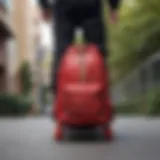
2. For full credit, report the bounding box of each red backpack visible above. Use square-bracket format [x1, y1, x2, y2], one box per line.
[54, 44, 113, 124]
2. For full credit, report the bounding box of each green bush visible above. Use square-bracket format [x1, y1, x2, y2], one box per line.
[19, 61, 32, 96]
[146, 88, 160, 116]
[115, 87, 160, 116]
[0, 93, 33, 116]
[115, 100, 140, 115]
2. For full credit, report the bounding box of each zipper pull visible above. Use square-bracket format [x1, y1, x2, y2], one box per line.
[75, 28, 84, 45]
[75, 28, 85, 52]
[75, 28, 86, 81]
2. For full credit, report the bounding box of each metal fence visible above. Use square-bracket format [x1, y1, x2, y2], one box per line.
[111, 51, 160, 104]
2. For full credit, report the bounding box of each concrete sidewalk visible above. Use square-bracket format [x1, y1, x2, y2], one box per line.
[0, 116, 160, 160]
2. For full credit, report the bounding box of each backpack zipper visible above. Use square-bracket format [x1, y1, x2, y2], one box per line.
[79, 50, 86, 82]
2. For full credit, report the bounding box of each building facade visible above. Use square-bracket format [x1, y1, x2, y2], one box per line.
[0, 0, 13, 92]
[0, 0, 43, 93]
[5, 0, 42, 93]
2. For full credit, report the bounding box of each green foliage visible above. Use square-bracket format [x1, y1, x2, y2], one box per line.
[146, 87, 160, 116]
[115, 87, 160, 116]
[108, 0, 160, 83]
[0, 93, 33, 116]
[19, 61, 32, 96]
[115, 100, 140, 115]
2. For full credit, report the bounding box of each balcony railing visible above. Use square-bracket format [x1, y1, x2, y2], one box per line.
[0, 0, 13, 38]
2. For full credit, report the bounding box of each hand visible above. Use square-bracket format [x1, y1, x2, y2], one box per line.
[41, 9, 52, 22]
[109, 10, 118, 24]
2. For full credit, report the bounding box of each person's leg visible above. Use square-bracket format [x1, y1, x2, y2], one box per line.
[51, 1, 75, 94]
[82, 3, 107, 60]
[82, 4, 113, 130]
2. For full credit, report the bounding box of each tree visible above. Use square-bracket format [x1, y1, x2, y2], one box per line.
[107, 0, 160, 84]
[19, 61, 33, 96]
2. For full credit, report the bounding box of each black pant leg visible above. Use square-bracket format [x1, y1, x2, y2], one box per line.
[51, 2, 74, 93]
[82, 13, 107, 60]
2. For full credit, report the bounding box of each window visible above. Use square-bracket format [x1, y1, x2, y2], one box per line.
[4, 0, 12, 12]
[30, 0, 37, 5]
